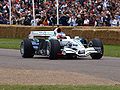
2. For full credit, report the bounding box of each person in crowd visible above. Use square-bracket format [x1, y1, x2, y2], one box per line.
[59, 14, 69, 26]
[0, 0, 119, 27]
[0, 13, 4, 24]
[83, 15, 90, 26]
[110, 16, 119, 27]
[76, 14, 84, 26]
[42, 17, 49, 26]
[68, 15, 77, 26]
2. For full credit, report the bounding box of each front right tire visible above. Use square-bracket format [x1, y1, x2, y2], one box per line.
[90, 38, 104, 59]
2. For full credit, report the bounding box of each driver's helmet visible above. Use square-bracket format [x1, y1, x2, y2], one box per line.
[57, 28, 61, 33]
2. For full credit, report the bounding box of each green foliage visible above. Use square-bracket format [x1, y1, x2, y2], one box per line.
[104, 45, 120, 57]
[0, 85, 120, 90]
[0, 38, 21, 49]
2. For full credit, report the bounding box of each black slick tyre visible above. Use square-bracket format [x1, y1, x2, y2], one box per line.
[47, 39, 60, 60]
[90, 38, 104, 59]
[20, 39, 35, 58]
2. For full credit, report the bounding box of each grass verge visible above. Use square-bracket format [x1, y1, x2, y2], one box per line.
[0, 38, 120, 57]
[104, 45, 120, 57]
[0, 38, 21, 49]
[0, 85, 120, 90]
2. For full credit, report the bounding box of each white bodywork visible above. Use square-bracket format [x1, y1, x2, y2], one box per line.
[29, 31, 99, 57]
[59, 39, 98, 57]
[29, 31, 55, 39]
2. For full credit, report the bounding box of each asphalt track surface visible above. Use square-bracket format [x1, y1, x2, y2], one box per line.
[0, 49, 120, 83]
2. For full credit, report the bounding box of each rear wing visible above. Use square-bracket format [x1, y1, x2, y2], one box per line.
[29, 31, 54, 39]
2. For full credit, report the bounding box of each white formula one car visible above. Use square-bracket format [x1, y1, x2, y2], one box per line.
[20, 31, 104, 60]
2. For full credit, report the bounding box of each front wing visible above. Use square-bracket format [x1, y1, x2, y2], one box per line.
[62, 47, 99, 57]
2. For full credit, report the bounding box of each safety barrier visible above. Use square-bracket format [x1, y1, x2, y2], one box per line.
[0, 25, 119, 45]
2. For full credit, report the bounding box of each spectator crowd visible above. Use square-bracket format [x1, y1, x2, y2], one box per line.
[0, 0, 120, 26]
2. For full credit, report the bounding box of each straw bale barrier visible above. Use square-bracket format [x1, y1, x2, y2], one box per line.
[0, 25, 120, 45]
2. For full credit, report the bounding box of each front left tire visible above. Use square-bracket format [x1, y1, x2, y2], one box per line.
[20, 39, 35, 58]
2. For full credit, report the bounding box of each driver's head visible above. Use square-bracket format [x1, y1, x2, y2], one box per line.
[57, 28, 61, 33]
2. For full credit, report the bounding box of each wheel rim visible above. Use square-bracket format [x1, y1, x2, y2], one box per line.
[20, 42, 24, 55]
[46, 41, 51, 56]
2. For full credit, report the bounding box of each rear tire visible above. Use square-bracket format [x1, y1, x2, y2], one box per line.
[47, 39, 60, 60]
[90, 38, 104, 59]
[20, 39, 35, 58]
